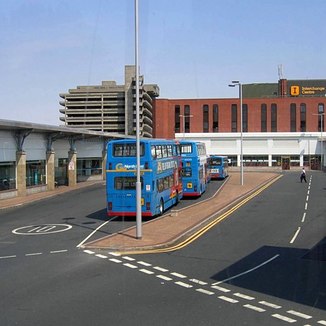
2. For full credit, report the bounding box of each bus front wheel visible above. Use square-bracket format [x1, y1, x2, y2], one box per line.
[159, 199, 164, 216]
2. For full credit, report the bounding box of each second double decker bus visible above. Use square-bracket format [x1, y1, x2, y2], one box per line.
[106, 139, 182, 217]
[208, 155, 229, 179]
[180, 140, 208, 197]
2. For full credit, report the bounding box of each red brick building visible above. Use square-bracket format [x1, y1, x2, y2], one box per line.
[153, 79, 326, 139]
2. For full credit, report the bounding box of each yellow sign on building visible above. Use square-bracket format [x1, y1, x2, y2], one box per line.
[290, 85, 300, 96]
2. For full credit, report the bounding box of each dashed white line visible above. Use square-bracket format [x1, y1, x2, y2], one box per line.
[196, 288, 215, 295]
[108, 252, 121, 257]
[272, 314, 296, 323]
[259, 301, 281, 309]
[318, 320, 326, 325]
[171, 272, 187, 279]
[218, 296, 239, 304]
[109, 258, 122, 263]
[306, 195, 309, 202]
[290, 227, 301, 244]
[153, 266, 169, 272]
[138, 261, 152, 267]
[50, 250, 68, 254]
[233, 292, 255, 300]
[156, 275, 172, 281]
[190, 278, 207, 285]
[83, 250, 95, 255]
[175, 281, 193, 288]
[0, 255, 17, 259]
[25, 252, 42, 256]
[302, 212, 306, 223]
[243, 304, 265, 312]
[95, 254, 108, 259]
[139, 269, 154, 275]
[211, 285, 231, 293]
[123, 263, 137, 269]
[287, 310, 312, 319]
[122, 256, 135, 261]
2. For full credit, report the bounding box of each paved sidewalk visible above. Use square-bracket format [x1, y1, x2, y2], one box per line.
[0, 180, 105, 210]
[84, 172, 281, 253]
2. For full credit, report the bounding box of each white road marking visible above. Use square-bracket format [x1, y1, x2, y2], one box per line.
[95, 254, 108, 259]
[171, 272, 187, 279]
[211, 285, 231, 292]
[290, 227, 301, 244]
[190, 279, 207, 285]
[218, 296, 239, 304]
[108, 252, 121, 257]
[153, 266, 169, 272]
[83, 250, 95, 255]
[76, 220, 110, 248]
[138, 261, 152, 266]
[139, 269, 154, 275]
[287, 310, 312, 319]
[305, 202, 308, 210]
[306, 195, 309, 202]
[109, 258, 122, 263]
[196, 288, 215, 295]
[301, 212, 306, 223]
[25, 252, 42, 256]
[272, 314, 296, 323]
[243, 304, 265, 312]
[0, 255, 17, 259]
[50, 250, 68, 254]
[175, 281, 193, 288]
[233, 292, 255, 300]
[318, 321, 326, 325]
[123, 263, 138, 269]
[259, 301, 281, 309]
[122, 256, 135, 261]
[212, 254, 280, 285]
[156, 275, 172, 281]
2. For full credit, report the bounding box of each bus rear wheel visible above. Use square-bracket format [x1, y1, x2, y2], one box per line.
[159, 199, 164, 216]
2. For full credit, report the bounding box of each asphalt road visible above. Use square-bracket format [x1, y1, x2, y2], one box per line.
[0, 172, 325, 325]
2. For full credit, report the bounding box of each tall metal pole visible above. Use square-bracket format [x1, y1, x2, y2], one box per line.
[135, 0, 142, 239]
[239, 83, 243, 185]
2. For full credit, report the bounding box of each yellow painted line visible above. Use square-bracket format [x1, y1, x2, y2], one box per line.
[115, 175, 283, 255]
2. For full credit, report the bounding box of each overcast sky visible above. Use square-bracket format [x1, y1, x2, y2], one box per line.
[1, 0, 325, 125]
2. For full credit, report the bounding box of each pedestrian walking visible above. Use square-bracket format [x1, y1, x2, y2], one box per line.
[300, 167, 307, 183]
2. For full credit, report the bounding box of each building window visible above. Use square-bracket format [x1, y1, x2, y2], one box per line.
[213, 104, 219, 132]
[231, 104, 237, 132]
[26, 160, 46, 187]
[300, 103, 306, 132]
[318, 103, 324, 132]
[261, 104, 267, 132]
[290, 103, 296, 132]
[0, 162, 16, 191]
[184, 105, 191, 133]
[242, 104, 248, 132]
[77, 158, 102, 181]
[203, 104, 209, 132]
[175, 105, 180, 133]
[271, 103, 277, 132]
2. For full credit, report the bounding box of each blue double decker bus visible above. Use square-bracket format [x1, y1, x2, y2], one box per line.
[208, 155, 229, 179]
[106, 139, 182, 217]
[180, 140, 208, 197]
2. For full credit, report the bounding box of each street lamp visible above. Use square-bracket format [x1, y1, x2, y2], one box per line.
[179, 114, 193, 139]
[135, 0, 142, 239]
[313, 112, 324, 171]
[229, 80, 243, 185]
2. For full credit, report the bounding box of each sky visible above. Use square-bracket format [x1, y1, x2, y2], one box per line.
[1, 0, 326, 126]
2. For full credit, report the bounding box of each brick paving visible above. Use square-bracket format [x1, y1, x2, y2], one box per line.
[84, 172, 281, 252]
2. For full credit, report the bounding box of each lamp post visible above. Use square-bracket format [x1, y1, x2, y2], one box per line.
[179, 114, 193, 139]
[229, 81, 243, 185]
[135, 0, 142, 239]
[313, 112, 324, 171]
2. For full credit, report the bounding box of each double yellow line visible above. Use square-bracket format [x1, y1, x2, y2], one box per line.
[117, 175, 283, 255]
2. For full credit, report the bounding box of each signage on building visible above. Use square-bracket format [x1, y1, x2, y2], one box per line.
[290, 85, 326, 96]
